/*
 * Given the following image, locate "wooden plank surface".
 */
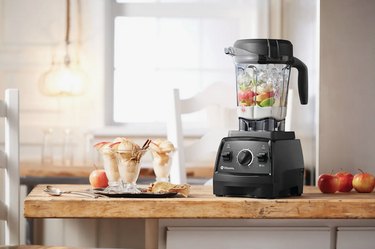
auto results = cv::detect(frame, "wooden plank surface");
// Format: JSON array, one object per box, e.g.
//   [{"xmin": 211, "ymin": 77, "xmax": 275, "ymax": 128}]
[{"xmin": 24, "ymin": 185, "xmax": 375, "ymax": 219}]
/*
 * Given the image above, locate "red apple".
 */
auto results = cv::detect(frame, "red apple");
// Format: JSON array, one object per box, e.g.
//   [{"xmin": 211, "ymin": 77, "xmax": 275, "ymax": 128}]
[
  {"xmin": 335, "ymin": 171, "xmax": 354, "ymax": 192},
  {"xmin": 318, "ymin": 173, "xmax": 340, "ymax": 193},
  {"xmin": 352, "ymin": 170, "xmax": 375, "ymax": 193},
  {"xmin": 89, "ymin": 169, "xmax": 109, "ymax": 188}
]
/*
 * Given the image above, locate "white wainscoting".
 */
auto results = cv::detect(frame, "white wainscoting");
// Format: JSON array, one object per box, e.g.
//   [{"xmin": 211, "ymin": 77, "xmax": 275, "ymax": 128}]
[
  {"xmin": 166, "ymin": 227, "xmax": 331, "ymax": 249},
  {"xmin": 337, "ymin": 227, "xmax": 375, "ymax": 249},
  {"xmin": 36, "ymin": 218, "xmax": 146, "ymax": 249}
]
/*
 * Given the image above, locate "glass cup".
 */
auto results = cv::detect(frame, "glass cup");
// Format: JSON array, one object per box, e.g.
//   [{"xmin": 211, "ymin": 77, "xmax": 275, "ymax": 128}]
[
  {"xmin": 116, "ymin": 151, "xmax": 142, "ymax": 193},
  {"xmin": 151, "ymin": 151, "xmax": 174, "ymax": 182},
  {"xmin": 101, "ymin": 152, "xmax": 122, "ymax": 192},
  {"xmin": 42, "ymin": 128, "xmax": 54, "ymax": 165},
  {"xmin": 62, "ymin": 128, "xmax": 73, "ymax": 166}
]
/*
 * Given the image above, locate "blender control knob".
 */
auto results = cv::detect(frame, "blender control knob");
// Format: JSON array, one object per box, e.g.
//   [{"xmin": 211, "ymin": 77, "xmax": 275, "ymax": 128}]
[{"xmin": 237, "ymin": 149, "xmax": 253, "ymax": 166}]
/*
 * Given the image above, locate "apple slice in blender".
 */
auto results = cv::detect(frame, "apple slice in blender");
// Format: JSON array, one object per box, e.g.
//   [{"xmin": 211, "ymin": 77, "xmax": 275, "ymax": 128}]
[
  {"xmin": 239, "ymin": 99, "xmax": 255, "ymax": 106},
  {"xmin": 255, "ymin": 91, "xmax": 274, "ymax": 103},
  {"xmin": 259, "ymin": 97, "xmax": 275, "ymax": 107}
]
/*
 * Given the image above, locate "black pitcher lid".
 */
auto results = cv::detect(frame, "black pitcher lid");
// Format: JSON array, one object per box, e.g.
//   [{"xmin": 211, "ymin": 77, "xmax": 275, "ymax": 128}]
[{"xmin": 226, "ymin": 39, "xmax": 294, "ymax": 64}]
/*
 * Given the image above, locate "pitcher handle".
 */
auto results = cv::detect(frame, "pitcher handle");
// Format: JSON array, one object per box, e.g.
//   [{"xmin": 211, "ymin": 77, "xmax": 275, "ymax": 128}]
[{"xmin": 292, "ymin": 57, "xmax": 308, "ymax": 105}]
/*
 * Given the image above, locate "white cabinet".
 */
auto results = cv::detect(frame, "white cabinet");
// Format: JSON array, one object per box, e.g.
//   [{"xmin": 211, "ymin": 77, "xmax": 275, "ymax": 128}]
[
  {"xmin": 166, "ymin": 227, "xmax": 331, "ymax": 249},
  {"xmin": 337, "ymin": 227, "xmax": 375, "ymax": 249}
]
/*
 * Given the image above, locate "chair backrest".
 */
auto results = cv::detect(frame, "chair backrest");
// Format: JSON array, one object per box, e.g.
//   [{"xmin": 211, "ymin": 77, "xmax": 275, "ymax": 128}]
[
  {"xmin": 167, "ymin": 83, "xmax": 236, "ymax": 184},
  {"xmin": 0, "ymin": 89, "xmax": 20, "ymax": 245}
]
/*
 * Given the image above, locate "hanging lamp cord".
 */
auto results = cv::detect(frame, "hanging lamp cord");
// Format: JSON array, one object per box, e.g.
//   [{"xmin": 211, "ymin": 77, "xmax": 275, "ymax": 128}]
[{"xmin": 64, "ymin": 0, "xmax": 71, "ymax": 65}]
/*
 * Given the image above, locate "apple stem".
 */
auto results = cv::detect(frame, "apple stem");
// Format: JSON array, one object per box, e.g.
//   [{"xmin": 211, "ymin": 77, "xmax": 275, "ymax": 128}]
[
  {"xmin": 358, "ymin": 168, "xmax": 365, "ymax": 174},
  {"xmin": 93, "ymin": 164, "xmax": 98, "ymax": 170}
]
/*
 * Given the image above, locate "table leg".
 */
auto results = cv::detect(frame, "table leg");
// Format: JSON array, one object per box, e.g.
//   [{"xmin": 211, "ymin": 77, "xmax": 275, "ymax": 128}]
[
  {"xmin": 145, "ymin": 219, "xmax": 159, "ymax": 249},
  {"xmin": 25, "ymin": 184, "xmax": 34, "ymax": 245}
]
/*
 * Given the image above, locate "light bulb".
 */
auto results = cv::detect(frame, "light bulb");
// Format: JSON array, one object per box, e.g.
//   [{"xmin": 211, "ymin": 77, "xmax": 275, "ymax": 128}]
[{"xmin": 39, "ymin": 62, "xmax": 88, "ymax": 96}]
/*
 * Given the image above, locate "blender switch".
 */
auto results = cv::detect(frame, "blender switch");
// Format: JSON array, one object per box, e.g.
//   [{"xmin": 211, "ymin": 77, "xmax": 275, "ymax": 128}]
[
  {"xmin": 221, "ymin": 151, "xmax": 232, "ymax": 161},
  {"xmin": 257, "ymin": 152, "xmax": 268, "ymax": 163}
]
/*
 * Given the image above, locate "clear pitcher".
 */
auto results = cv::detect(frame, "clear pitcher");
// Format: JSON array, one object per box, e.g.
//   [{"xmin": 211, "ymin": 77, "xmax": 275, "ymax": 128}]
[{"xmin": 225, "ymin": 39, "xmax": 308, "ymax": 131}]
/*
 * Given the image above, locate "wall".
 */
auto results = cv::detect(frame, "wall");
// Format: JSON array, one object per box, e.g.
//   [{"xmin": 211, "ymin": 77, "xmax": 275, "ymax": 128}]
[
  {"xmin": 0, "ymin": 0, "xmax": 320, "ymax": 171},
  {"xmin": 319, "ymin": 0, "xmax": 375, "ymax": 178},
  {"xmin": 281, "ymin": 0, "xmax": 319, "ymax": 184},
  {"xmin": 0, "ymin": 1, "xmax": 146, "ymax": 247},
  {"xmin": 0, "ymin": 0, "xmax": 106, "ymax": 165}
]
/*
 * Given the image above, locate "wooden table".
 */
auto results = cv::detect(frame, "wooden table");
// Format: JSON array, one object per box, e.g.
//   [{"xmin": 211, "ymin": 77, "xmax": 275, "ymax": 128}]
[
  {"xmin": 20, "ymin": 162, "xmax": 213, "ymax": 245},
  {"xmin": 24, "ymin": 185, "xmax": 375, "ymax": 249},
  {"xmin": 20, "ymin": 164, "xmax": 155, "ymax": 245},
  {"xmin": 24, "ymin": 185, "xmax": 375, "ymax": 219}
]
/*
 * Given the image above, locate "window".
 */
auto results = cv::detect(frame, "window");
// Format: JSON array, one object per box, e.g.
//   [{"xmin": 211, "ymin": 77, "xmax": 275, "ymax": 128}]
[{"xmin": 107, "ymin": 0, "xmax": 268, "ymax": 129}]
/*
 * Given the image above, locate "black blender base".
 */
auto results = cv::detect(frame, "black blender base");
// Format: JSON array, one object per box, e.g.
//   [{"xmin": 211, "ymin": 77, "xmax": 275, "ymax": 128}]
[
  {"xmin": 213, "ymin": 184, "xmax": 303, "ymax": 198},
  {"xmin": 212, "ymin": 131, "xmax": 305, "ymax": 199}
]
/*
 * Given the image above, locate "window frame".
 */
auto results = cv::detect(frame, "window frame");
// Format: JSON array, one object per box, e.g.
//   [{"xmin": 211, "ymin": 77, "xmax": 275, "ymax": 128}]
[{"xmin": 103, "ymin": 0, "xmax": 270, "ymax": 135}]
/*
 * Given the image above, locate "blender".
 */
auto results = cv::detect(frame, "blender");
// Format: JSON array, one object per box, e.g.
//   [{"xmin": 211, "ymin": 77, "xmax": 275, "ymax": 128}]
[{"xmin": 213, "ymin": 39, "xmax": 308, "ymax": 198}]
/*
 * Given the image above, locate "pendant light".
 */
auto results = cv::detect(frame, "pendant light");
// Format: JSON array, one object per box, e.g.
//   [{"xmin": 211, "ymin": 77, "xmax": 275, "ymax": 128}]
[{"xmin": 39, "ymin": 0, "xmax": 88, "ymax": 96}]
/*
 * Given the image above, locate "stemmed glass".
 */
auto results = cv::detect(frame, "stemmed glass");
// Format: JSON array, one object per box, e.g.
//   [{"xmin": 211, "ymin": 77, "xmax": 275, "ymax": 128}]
[
  {"xmin": 115, "ymin": 139, "xmax": 151, "ymax": 193},
  {"xmin": 116, "ymin": 151, "xmax": 143, "ymax": 193},
  {"xmin": 151, "ymin": 150, "xmax": 174, "ymax": 182},
  {"xmin": 149, "ymin": 139, "xmax": 176, "ymax": 182},
  {"xmin": 94, "ymin": 142, "xmax": 121, "ymax": 192}
]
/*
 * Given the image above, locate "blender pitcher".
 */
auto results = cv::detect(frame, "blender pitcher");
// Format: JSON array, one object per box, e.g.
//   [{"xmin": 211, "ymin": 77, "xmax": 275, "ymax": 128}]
[{"xmin": 225, "ymin": 39, "xmax": 308, "ymax": 131}]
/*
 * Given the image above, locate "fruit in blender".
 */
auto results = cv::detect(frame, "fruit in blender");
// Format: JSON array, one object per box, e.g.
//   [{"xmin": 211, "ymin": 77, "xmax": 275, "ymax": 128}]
[
  {"xmin": 259, "ymin": 97, "xmax": 275, "ymax": 107},
  {"xmin": 256, "ymin": 90, "xmax": 274, "ymax": 102},
  {"xmin": 238, "ymin": 90, "xmax": 256, "ymax": 106}
]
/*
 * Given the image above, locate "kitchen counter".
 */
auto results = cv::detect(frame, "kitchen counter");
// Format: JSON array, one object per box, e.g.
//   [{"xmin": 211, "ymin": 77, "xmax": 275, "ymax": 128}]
[{"xmin": 24, "ymin": 185, "xmax": 375, "ymax": 219}]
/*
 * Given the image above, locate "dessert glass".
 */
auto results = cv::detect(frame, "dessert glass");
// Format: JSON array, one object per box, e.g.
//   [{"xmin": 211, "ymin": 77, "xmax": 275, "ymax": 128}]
[
  {"xmin": 100, "ymin": 147, "xmax": 121, "ymax": 192},
  {"xmin": 151, "ymin": 151, "xmax": 174, "ymax": 182},
  {"xmin": 116, "ymin": 150, "xmax": 143, "ymax": 193}
]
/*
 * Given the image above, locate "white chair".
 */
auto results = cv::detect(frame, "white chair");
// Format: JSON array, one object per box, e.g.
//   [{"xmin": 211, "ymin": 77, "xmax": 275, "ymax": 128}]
[
  {"xmin": 167, "ymin": 83, "xmax": 236, "ymax": 184},
  {"xmin": 0, "ymin": 89, "xmax": 107, "ymax": 249},
  {"xmin": 0, "ymin": 89, "xmax": 20, "ymax": 245}
]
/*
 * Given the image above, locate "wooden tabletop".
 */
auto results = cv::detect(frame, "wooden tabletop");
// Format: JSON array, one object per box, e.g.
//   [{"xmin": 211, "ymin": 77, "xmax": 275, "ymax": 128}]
[{"xmin": 24, "ymin": 185, "xmax": 375, "ymax": 219}]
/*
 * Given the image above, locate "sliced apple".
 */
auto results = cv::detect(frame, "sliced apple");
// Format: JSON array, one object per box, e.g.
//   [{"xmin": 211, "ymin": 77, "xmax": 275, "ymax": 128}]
[
  {"xmin": 259, "ymin": 97, "xmax": 275, "ymax": 107},
  {"xmin": 109, "ymin": 141, "xmax": 121, "ymax": 150},
  {"xmin": 255, "ymin": 91, "xmax": 274, "ymax": 103},
  {"xmin": 93, "ymin": 141, "xmax": 110, "ymax": 150}
]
